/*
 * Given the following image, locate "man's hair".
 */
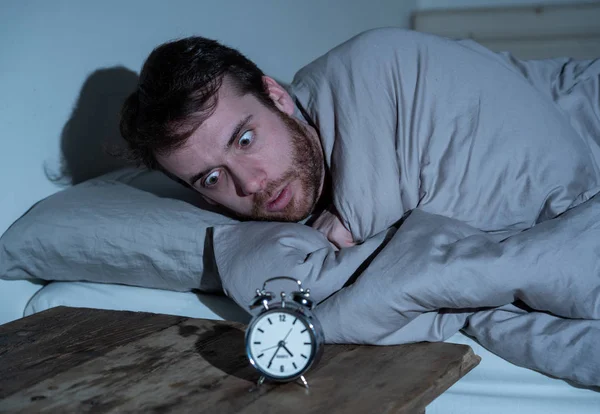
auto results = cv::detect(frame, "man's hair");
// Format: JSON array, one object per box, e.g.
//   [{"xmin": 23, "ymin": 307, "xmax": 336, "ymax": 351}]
[{"xmin": 119, "ymin": 36, "xmax": 274, "ymax": 170}]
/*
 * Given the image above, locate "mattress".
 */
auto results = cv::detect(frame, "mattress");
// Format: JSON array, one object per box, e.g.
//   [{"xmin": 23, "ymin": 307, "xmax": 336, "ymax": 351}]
[
  {"xmin": 24, "ymin": 281, "xmax": 250, "ymax": 324},
  {"xmin": 25, "ymin": 281, "xmax": 600, "ymax": 413}
]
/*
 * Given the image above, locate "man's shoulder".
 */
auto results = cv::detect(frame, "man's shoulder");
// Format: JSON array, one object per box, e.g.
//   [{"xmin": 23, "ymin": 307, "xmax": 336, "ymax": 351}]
[
  {"xmin": 316, "ymin": 27, "xmax": 427, "ymax": 58},
  {"xmin": 332, "ymin": 27, "xmax": 422, "ymax": 52},
  {"xmin": 291, "ymin": 28, "xmax": 441, "ymax": 85}
]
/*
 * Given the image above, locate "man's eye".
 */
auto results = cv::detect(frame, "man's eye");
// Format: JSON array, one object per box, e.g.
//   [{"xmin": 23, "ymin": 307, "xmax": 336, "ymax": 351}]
[
  {"xmin": 203, "ymin": 171, "xmax": 220, "ymax": 187},
  {"xmin": 238, "ymin": 130, "xmax": 254, "ymax": 147}
]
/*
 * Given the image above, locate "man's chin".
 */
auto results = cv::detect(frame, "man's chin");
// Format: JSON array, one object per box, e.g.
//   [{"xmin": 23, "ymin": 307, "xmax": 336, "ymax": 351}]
[
  {"xmin": 247, "ymin": 200, "xmax": 314, "ymax": 222},
  {"xmin": 247, "ymin": 209, "xmax": 311, "ymax": 223}
]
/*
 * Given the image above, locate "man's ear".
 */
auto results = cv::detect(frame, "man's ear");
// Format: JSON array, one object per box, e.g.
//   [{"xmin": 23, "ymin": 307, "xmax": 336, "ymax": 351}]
[{"xmin": 263, "ymin": 76, "xmax": 295, "ymax": 115}]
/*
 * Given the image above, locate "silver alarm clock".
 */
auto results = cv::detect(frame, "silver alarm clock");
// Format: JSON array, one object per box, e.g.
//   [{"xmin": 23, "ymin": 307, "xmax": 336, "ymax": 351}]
[{"xmin": 245, "ymin": 276, "xmax": 324, "ymax": 389}]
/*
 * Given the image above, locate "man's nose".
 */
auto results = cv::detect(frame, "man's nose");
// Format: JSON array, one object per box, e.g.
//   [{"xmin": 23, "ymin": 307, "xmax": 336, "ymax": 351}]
[{"xmin": 231, "ymin": 164, "xmax": 267, "ymax": 196}]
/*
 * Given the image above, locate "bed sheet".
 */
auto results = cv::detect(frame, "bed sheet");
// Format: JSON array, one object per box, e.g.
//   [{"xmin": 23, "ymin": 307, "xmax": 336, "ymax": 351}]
[
  {"xmin": 25, "ymin": 281, "xmax": 600, "ymax": 413},
  {"xmin": 429, "ymin": 335, "xmax": 600, "ymax": 414}
]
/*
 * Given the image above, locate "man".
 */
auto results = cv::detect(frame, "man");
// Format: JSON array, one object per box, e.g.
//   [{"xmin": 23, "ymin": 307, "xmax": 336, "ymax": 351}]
[
  {"xmin": 120, "ymin": 35, "xmax": 355, "ymax": 249},
  {"xmin": 120, "ymin": 28, "xmax": 599, "ymax": 248}
]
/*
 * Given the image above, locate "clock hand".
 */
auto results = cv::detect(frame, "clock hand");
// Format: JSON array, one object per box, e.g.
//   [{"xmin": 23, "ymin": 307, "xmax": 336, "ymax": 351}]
[
  {"xmin": 282, "ymin": 328, "xmax": 293, "ymax": 342},
  {"xmin": 282, "ymin": 344, "xmax": 294, "ymax": 357},
  {"xmin": 268, "ymin": 345, "xmax": 282, "ymax": 366},
  {"xmin": 260, "ymin": 344, "xmax": 280, "ymax": 353}
]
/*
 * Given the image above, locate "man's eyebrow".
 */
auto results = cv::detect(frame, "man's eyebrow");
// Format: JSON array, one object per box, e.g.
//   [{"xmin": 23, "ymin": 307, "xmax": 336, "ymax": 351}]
[
  {"xmin": 226, "ymin": 114, "xmax": 253, "ymax": 148},
  {"xmin": 188, "ymin": 114, "xmax": 253, "ymax": 186}
]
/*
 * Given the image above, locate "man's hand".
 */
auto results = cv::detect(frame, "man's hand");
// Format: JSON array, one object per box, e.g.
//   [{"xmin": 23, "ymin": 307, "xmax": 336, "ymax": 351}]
[{"xmin": 311, "ymin": 206, "xmax": 355, "ymax": 250}]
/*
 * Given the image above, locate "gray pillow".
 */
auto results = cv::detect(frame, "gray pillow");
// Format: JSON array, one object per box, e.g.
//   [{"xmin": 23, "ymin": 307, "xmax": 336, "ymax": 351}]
[{"xmin": 0, "ymin": 168, "xmax": 236, "ymax": 293}]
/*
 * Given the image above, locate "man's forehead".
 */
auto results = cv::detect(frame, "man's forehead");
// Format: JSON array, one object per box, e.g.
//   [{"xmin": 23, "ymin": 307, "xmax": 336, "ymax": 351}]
[
  {"xmin": 158, "ymin": 105, "xmax": 254, "ymax": 178},
  {"xmin": 195, "ymin": 81, "xmax": 254, "ymax": 137},
  {"xmin": 189, "ymin": 100, "xmax": 252, "ymax": 148},
  {"xmin": 156, "ymin": 78, "xmax": 263, "ymax": 174}
]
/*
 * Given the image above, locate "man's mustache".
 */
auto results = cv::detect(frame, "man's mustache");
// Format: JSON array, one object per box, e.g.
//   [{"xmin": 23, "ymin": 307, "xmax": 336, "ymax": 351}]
[{"xmin": 252, "ymin": 171, "xmax": 297, "ymax": 210}]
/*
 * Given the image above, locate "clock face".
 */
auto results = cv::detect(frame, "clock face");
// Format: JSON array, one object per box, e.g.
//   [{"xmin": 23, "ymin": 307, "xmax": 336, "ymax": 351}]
[{"xmin": 247, "ymin": 310, "xmax": 315, "ymax": 380}]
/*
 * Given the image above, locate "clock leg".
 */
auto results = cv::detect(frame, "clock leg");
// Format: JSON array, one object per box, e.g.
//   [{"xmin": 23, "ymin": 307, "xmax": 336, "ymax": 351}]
[
  {"xmin": 248, "ymin": 375, "xmax": 266, "ymax": 393},
  {"xmin": 299, "ymin": 375, "xmax": 309, "ymax": 389}
]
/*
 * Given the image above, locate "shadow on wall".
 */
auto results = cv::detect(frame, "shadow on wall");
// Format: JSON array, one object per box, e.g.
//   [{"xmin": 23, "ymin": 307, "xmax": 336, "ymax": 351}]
[{"xmin": 46, "ymin": 66, "xmax": 139, "ymax": 185}]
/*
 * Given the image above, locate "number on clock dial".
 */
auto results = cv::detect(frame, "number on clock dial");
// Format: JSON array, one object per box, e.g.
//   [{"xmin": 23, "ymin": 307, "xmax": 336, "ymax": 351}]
[{"xmin": 249, "ymin": 311, "xmax": 313, "ymax": 377}]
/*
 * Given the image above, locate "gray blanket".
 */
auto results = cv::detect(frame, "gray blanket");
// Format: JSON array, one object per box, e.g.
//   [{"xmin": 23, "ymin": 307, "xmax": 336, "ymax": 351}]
[{"xmin": 213, "ymin": 29, "xmax": 600, "ymax": 387}]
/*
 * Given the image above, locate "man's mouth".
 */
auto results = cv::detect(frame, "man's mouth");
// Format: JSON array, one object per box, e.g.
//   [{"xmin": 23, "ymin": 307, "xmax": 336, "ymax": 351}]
[{"xmin": 266, "ymin": 184, "xmax": 292, "ymax": 212}]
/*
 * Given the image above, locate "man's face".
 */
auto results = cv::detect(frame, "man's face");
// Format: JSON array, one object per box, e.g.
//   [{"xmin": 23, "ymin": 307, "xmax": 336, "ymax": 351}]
[{"xmin": 156, "ymin": 77, "xmax": 325, "ymax": 222}]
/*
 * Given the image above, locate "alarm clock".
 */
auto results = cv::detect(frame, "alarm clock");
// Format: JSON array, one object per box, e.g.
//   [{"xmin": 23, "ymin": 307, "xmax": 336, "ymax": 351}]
[{"xmin": 245, "ymin": 276, "xmax": 324, "ymax": 389}]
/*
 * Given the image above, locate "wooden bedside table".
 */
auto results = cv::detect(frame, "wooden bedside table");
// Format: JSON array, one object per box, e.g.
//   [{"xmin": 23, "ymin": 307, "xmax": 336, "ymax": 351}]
[{"xmin": 0, "ymin": 307, "xmax": 479, "ymax": 413}]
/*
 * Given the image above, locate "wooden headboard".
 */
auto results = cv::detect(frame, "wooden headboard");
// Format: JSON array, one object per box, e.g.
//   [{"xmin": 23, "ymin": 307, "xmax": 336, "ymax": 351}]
[{"xmin": 412, "ymin": 2, "xmax": 600, "ymax": 59}]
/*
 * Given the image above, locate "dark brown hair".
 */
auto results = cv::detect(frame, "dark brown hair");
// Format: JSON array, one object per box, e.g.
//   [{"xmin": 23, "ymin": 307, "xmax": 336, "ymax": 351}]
[{"xmin": 119, "ymin": 36, "xmax": 274, "ymax": 170}]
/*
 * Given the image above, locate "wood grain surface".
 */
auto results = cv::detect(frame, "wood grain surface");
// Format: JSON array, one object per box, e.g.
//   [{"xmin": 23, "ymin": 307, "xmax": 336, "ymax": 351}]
[{"xmin": 0, "ymin": 307, "xmax": 480, "ymax": 413}]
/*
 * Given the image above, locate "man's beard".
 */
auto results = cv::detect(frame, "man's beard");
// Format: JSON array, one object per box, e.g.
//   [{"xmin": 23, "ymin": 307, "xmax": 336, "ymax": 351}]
[{"xmin": 245, "ymin": 111, "xmax": 324, "ymax": 222}]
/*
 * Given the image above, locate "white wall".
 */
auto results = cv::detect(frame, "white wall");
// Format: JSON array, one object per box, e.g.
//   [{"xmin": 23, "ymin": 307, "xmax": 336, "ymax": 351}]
[
  {"xmin": 417, "ymin": 0, "xmax": 600, "ymax": 10},
  {"xmin": 0, "ymin": 0, "xmax": 415, "ymax": 324}
]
